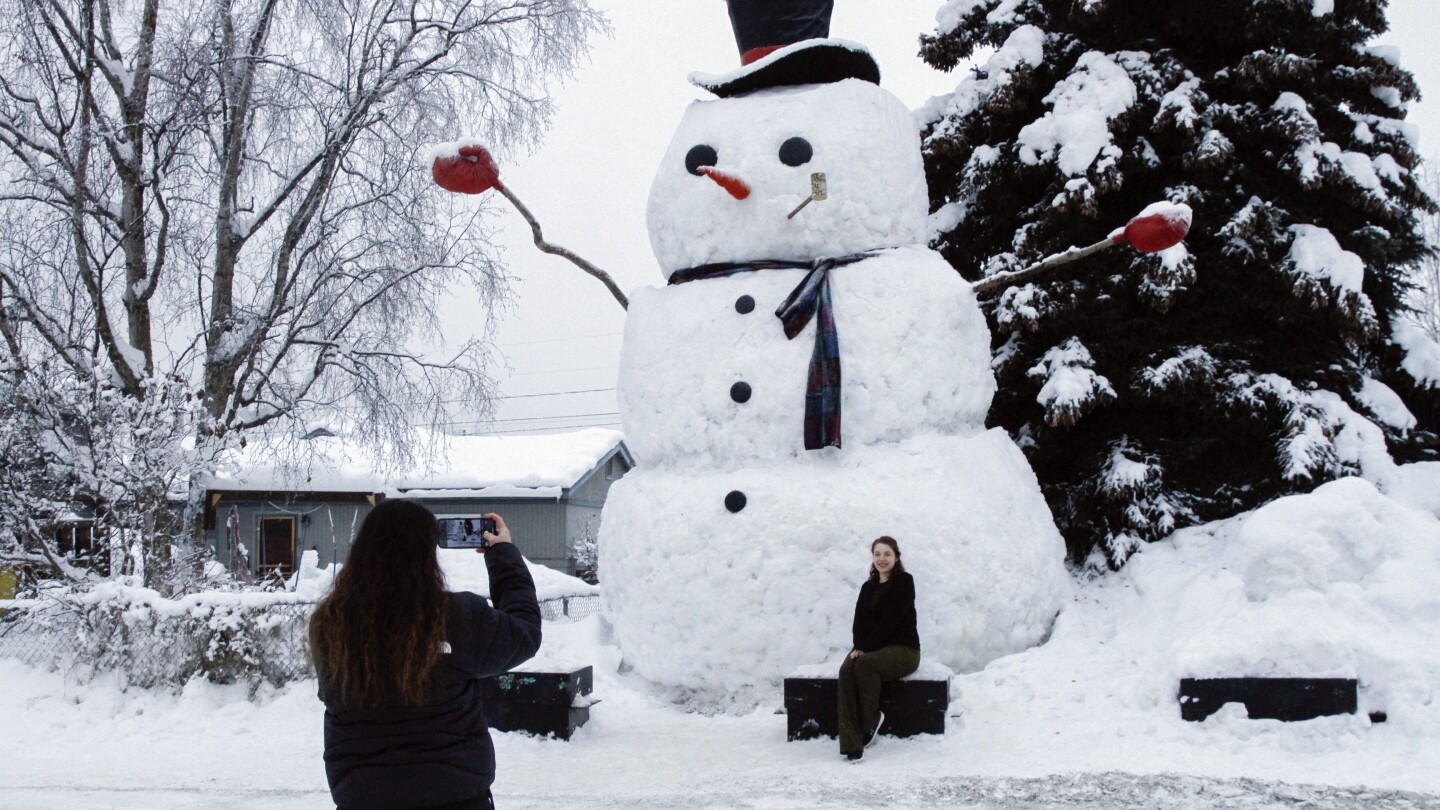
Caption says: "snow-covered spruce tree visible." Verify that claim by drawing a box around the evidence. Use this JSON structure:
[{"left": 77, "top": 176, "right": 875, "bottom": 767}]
[{"left": 919, "top": 0, "right": 1440, "bottom": 567}]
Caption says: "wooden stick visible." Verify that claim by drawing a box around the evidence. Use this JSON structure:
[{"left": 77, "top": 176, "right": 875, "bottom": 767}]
[
  {"left": 971, "top": 237, "right": 1116, "bottom": 296},
  {"left": 498, "top": 185, "right": 629, "bottom": 310}
]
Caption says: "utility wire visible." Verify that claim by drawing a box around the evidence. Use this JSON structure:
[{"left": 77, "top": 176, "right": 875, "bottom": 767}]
[
  {"left": 462, "top": 421, "right": 622, "bottom": 435},
  {"left": 498, "top": 331, "right": 622, "bottom": 348},
  {"left": 438, "top": 410, "right": 620, "bottom": 426}
]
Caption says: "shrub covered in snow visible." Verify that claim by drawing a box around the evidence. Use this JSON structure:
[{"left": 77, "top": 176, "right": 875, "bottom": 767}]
[
  {"left": 0, "top": 584, "right": 314, "bottom": 692},
  {"left": 919, "top": 0, "right": 1439, "bottom": 567}
]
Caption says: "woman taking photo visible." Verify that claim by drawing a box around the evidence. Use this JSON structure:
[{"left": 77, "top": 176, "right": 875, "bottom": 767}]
[
  {"left": 310, "top": 499, "right": 541, "bottom": 810},
  {"left": 838, "top": 535, "right": 920, "bottom": 761}
]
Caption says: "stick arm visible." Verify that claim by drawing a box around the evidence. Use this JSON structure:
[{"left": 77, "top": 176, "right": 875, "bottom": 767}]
[
  {"left": 498, "top": 185, "right": 629, "bottom": 310},
  {"left": 970, "top": 237, "right": 1115, "bottom": 297}
]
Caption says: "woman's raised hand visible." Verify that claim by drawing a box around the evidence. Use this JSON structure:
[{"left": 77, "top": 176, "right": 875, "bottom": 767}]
[{"left": 481, "top": 512, "right": 513, "bottom": 553}]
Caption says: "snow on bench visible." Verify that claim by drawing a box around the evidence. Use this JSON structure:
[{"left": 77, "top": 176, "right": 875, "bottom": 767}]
[{"left": 481, "top": 659, "right": 595, "bottom": 740}]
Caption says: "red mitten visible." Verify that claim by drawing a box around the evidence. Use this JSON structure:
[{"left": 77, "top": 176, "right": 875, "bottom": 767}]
[
  {"left": 432, "top": 144, "right": 503, "bottom": 194},
  {"left": 1116, "top": 208, "right": 1191, "bottom": 253}
]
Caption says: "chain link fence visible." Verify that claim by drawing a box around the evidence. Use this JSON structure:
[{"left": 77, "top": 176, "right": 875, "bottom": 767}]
[{"left": 0, "top": 592, "right": 600, "bottom": 692}]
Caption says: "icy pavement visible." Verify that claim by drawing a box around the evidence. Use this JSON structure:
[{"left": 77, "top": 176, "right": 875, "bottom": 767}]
[{"left": 5, "top": 772, "right": 1438, "bottom": 809}]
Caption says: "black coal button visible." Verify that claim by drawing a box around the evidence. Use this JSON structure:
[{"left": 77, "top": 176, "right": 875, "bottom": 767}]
[
  {"left": 724, "top": 490, "right": 747, "bottom": 513},
  {"left": 735, "top": 295, "right": 755, "bottom": 314},
  {"left": 730, "top": 381, "right": 752, "bottom": 403}
]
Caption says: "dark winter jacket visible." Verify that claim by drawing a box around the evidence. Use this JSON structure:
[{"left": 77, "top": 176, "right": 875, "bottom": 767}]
[
  {"left": 318, "top": 543, "right": 541, "bottom": 810},
  {"left": 851, "top": 571, "right": 920, "bottom": 653}
]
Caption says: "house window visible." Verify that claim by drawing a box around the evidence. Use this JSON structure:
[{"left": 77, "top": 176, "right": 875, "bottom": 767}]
[
  {"left": 259, "top": 515, "right": 297, "bottom": 577},
  {"left": 55, "top": 524, "right": 99, "bottom": 561}
]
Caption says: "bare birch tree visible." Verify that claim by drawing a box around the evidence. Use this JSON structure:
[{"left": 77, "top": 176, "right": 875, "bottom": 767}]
[{"left": 0, "top": 0, "right": 602, "bottom": 585}]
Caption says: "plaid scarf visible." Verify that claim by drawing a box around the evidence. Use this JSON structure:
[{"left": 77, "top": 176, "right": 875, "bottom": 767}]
[{"left": 668, "top": 252, "right": 874, "bottom": 450}]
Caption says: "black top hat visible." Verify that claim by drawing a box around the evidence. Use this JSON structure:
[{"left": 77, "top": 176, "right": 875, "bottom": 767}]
[{"left": 690, "top": 0, "right": 880, "bottom": 98}]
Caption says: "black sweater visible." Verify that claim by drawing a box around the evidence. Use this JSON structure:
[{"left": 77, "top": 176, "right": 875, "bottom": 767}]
[
  {"left": 318, "top": 543, "right": 542, "bottom": 810},
  {"left": 851, "top": 570, "right": 920, "bottom": 653}
]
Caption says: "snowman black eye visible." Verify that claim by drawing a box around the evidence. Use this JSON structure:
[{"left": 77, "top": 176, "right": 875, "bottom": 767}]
[
  {"left": 779, "top": 137, "right": 813, "bottom": 167},
  {"left": 686, "top": 144, "right": 718, "bottom": 176}
]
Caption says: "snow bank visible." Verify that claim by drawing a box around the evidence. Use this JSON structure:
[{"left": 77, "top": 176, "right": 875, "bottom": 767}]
[
  {"left": 283, "top": 550, "right": 597, "bottom": 602},
  {"left": 1118, "top": 475, "right": 1440, "bottom": 717},
  {"left": 438, "top": 549, "right": 598, "bottom": 601}
]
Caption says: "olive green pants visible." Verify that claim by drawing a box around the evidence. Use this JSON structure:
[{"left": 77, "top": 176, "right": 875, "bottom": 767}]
[{"left": 837, "top": 645, "right": 921, "bottom": 753}]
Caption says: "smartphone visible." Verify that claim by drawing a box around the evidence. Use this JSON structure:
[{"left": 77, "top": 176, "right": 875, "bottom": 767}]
[{"left": 437, "top": 516, "right": 497, "bottom": 549}]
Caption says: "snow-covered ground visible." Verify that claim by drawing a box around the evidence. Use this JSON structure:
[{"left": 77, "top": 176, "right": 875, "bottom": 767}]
[{"left": 6, "top": 464, "right": 1439, "bottom": 808}]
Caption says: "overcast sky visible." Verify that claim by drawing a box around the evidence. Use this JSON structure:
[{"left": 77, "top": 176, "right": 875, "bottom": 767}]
[{"left": 437, "top": 0, "right": 1440, "bottom": 437}]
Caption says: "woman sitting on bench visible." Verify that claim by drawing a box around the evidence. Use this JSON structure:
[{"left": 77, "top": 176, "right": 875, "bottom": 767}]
[{"left": 838, "top": 535, "right": 920, "bottom": 761}]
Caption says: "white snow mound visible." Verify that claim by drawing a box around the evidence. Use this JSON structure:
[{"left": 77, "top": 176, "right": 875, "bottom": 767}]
[
  {"left": 600, "top": 430, "right": 1070, "bottom": 707},
  {"left": 1122, "top": 475, "right": 1440, "bottom": 713}
]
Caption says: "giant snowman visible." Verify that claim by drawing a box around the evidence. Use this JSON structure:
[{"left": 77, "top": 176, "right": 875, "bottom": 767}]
[{"left": 599, "top": 0, "right": 1070, "bottom": 705}]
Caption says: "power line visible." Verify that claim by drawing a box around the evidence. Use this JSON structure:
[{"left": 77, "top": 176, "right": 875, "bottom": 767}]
[
  {"left": 465, "top": 421, "right": 622, "bottom": 435},
  {"left": 496, "top": 386, "right": 615, "bottom": 400},
  {"left": 511, "top": 364, "right": 618, "bottom": 376},
  {"left": 498, "top": 328, "right": 622, "bottom": 347},
  {"left": 440, "top": 410, "right": 620, "bottom": 426}
]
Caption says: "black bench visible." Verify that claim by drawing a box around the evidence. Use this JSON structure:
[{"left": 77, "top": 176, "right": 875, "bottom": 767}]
[
  {"left": 1179, "top": 677, "right": 1382, "bottom": 723},
  {"left": 784, "top": 664, "right": 950, "bottom": 742},
  {"left": 481, "top": 665, "right": 594, "bottom": 740}
]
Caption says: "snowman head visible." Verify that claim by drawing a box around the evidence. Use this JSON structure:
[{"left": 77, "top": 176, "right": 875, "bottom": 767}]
[{"left": 647, "top": 79, "right": 929, "bottom": 278}]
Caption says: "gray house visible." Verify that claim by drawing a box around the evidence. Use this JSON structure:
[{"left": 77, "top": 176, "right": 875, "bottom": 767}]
[{"left": 200, "top": 429, "right": 632, "bottom": 579}]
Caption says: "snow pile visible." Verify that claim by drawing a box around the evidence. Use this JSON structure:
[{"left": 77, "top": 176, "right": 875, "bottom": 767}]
[
  {"left": 1392, "top": 320, "right": 1440, "bottom": 387},
  {"left": 438, "top": 548, "right": 598, "bottom": 601},
  {"left": 1017, "top": 51, "right": 1136, "bottom": 176},
  {"left": 647, "top": 80, "right": 928, "bottom": 275},
  {"left": 283, "top": 551, "right": 597, "bottom": 602},
  {"left": 1119, "top": 474, "right": 1440, "bottom": 716}
]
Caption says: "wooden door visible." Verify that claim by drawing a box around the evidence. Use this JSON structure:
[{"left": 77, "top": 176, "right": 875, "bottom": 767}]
[{"left": 259, "top": 516, "right": 296, "bottom": 576}]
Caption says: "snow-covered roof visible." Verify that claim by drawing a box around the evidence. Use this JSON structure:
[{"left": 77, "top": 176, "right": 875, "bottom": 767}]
[{"left": 201, "top": 428, "right": 628, "bottom": 499}]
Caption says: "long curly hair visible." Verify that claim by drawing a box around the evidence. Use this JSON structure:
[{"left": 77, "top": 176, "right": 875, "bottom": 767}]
[{"left": 309, "top": 499, "right": 449, "bottom": 708}]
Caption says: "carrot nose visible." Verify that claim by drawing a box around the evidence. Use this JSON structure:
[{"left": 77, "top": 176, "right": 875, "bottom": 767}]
[{"left": 698, "top": 167, "right": 751, "bottom": 200}]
